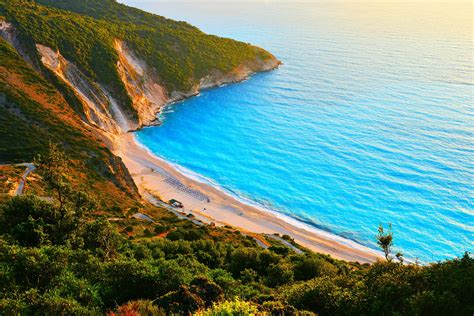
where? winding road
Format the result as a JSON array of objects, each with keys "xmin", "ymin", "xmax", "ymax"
[
  {"xmin": 0, "ymin": 163, "xmax": 36, "ymax": 196},
  {"xmin": 15, "ymin": 163, "xmax": 36, "ymax": 196}
]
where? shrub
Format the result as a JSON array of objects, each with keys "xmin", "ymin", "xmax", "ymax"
[
  {"xmin": 197, "ymin": 297, "xmax": 258, "ymax": 316},
  {"xmin": 154, "ymin": 224, "xmax": 167, "ymax": 234},
  {"xmin": 265, "ymin": 262, "xmax": 294, "ymax": 287},
  {"xmin": 293, "ymin": 255, "xmax": 338, "ymax": 281},
  {"xmin": 108, "ymin": 300, "xmax": 163, "ymax": 316},
  {"xmin": 157, "ymin": 285, "xmax": 204, "ymax": 314}
]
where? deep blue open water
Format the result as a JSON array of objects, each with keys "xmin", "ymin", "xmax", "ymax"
[{"xmin": 126, "ymin": 1, "xmax": 473, "ymax": 262}]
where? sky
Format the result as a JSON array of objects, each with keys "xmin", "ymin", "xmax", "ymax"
[{"xmin": 121, "ymin": 0, "xmax": 472, "ymax": 2}]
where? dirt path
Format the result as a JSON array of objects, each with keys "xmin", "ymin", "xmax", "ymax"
[
  {"xmin": 0, "ymin": 163, "xmax": 36, "ymax": 196},
  {"xmin": 15, "ymin": 163, "xmax": 36, "ymax": 196},
  {"xmin": 265, "ymin": 234, "xmax": 304, "ymax": 254}
]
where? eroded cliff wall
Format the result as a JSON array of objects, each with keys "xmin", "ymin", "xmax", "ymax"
[{"xmin": 1, "ymin": 19, "xmax": 280, "ymax": 139}]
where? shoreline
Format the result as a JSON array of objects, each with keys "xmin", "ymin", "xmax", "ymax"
[{"xmin": 115, "ymin": 132, "xmax": 381, "ymax": 263}]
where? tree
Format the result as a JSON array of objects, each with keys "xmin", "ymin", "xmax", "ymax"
[
  {"xmin": 34, "ymin": 142, "xmax": 71, "ymax": 210},
  {"xmin": 82, "ymin": 218, "xmax": 124, "ymax": 259},
  {"xmin": 0, "ymin": 195, "xmax": 85, "ymax": 246},
  {"xmin": 34, "ymin": 143, "xmax": 95, "ymax": 214},
  {"xmin": 229, "ymin": 248, "xmax": 261, "ymax": 276},
  {"xmin": 377, "ymin": 223, "xmax": 393, "ymax": 262},
  {"xmin": 293, "ymin": 255, "xmax": 338, "ymax": 281},
  {"xmin": 190, "ymin": 276, "xmax": 224, "ymax": 307},
  {"xmin": 265, "ymin": 262, "xmax": 294, "ymax": 287}
]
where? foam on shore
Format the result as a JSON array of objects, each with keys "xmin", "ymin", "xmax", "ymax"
[{"xmin": 116, "ymin": 132, "xmax": 381, "ymax": 263}]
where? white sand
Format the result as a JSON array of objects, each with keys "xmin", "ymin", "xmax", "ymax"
[{"xmin": 115, "ymin": 133, "xmax": 381, "ymax": 263}]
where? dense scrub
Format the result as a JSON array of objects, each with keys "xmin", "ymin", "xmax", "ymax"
[{"xmin": 0, "ymin": 146, "xmax": 472, "ymax": 315}]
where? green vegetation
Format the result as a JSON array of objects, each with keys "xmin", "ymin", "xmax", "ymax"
[
  {"xmin": 0, "ymin": 34, "xmax": 139, "ymax": 208},
  {"xmin": 377, "ymin": 223, "xmax": 394, "ymax": 262},
  {"xmin": 0, "ymin": 146, "xmax": 472, "ymax": 315},
  {"xmin": 0, "ymin": 1, "xmax": 472, "ymax": 315},
  {"xmin": 1, "ymin": 0, "xmax": 274, "ymax": 115},
  {"xmin": 197, "ymin": 298, "xmax": 259, "ymax": 315},
  {"xmin": 0, "ymin": 0, "xmax": 276, "ymax": 210}
]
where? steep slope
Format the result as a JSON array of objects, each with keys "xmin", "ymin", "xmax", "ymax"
[
  {"xmin": 0, "ymin": 0, "xmax": 280, "ymax": 133},
  {"xmin": 0, "ymin": 36, "xmax": 138, "ymax": 207}
]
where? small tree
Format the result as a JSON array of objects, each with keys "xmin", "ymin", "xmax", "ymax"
[
  {"xmin": 82, "ymin": 218, "xmax": 124, "ymax": 259},
  {"xmin": 34, "ymin": 142, "xmax": 95, "ymax": 214},
  {"xmin": 377, "ymin": 223, "xmax": 393, "ymax": 262},
  {"xmin": 34, "ymin": 142, "xmax": 71, "ymax": 209},
  {"xmin": 395, "ymin": 252, "xmax": 404, "ymax": 264}
]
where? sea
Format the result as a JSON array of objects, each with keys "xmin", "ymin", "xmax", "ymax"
[{"xmin": 123, "ymin": 1, "xmax": 473, "ymax": 262}]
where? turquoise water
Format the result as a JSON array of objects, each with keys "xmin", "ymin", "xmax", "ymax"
[{"xmin": 128, "ymin": 1, "xmax": 473, "ymax": 262}]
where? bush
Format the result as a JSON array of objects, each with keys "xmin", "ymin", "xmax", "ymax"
[
  {"xmin": 108, "ymin": 300, "xmax": 163, "ymax": 316},
  {"xmin": 82, "ymin": 218, "xmax": 124, "ymax": 259},
  {"xmin": 166, "ymin": 227, "xmax": 205, "ymax": 241},
  {"xmin": 284, "ymin": 276, "xmax": 353, "ymax": 315},
  {"xmin": 293, "ymin": 255, "xmax": 338, "ymax": 281},
  {"xmin": 154, "ymin": 224, "xmax": 167, "ymax": 234},
  {"xmin": 265, "ymin": 262, "xmax": 294, "ymax": 287},
  {"xmin": 197, "ymin": 297, "xmax": 258, "ymax": 316},
  {"xmin": 0, "ymin": 195, "xmax": 83, "ymax": 247},
  {"xmin": 240, "ymin": 268, "xmax": 258, "ymax": 284},
  {"xmin": 157, "ymin": 285, "xmax": 204, "ymax": 314},
  {"xmin": 190, "ymin": 276, "xmax": 224, "ymax": 307},
  {"xmin": 269, "ymin": 245, "xmax": 290, "ymax": 256},
  {"xmin": 261, "ymin": 301, "xmax": 297, "ymax": 315}
]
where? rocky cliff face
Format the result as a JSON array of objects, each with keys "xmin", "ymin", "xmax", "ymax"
[
  {"xmin": 36, "ymin": 44, "xmax": 132, "ymax": 134},
  {"xmin": 115, "ymin": 40, "xmax": 168, "ymax": 128},
  {"xmin": 198, "ymin": 53, "xmax": 281, "ymax": 90},
  {"xmin": 2, "ymin": 19, "xmax": 280, "ymax": 139},
  {"xmin": 114, "ymin": 40, "xmax": 280, "ymax": 132}
]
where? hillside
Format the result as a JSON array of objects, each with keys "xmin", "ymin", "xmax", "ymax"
[
  {"xmin": 0, "ymin": 0, "xmax": 280, "ymax": 130},
  {"xmin": 0, "ymin": 35, "xmax": 139, "ymax": 208},
  {"xmin": 0, "ymin": 0, "xmax": 279, "ymax": 201},
  {"xmin": 0, "ymin": 0, "xmax": 472, "ymax": 315}
]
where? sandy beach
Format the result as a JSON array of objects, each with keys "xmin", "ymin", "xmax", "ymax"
[{"xmin": 115, "ymin": 133, "xmax": 381, "ymax": 263}]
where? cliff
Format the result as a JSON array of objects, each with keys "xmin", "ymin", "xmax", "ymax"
[
  {"xmin": 0, "ymin": 36, "xmax": 139, "ymax": 207},
  {"xmin": 0, "ymin": 0, "xmax": 280, "ymax": 137}
]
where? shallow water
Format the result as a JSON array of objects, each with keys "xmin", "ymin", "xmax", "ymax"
[{"xmin": 127, "ymin": 1, "xmax": 473, "ymax": 262}]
